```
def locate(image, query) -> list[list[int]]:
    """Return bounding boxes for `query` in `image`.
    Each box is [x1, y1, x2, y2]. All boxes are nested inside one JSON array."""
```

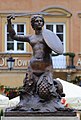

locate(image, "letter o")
[[17, 60, 22, 66]]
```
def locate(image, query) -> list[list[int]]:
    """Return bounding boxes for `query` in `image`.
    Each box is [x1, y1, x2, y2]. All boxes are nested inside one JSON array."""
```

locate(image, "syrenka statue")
[[7, 14, 66, 112]]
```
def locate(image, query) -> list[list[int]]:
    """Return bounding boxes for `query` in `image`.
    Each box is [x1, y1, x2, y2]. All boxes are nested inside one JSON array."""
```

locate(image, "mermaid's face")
[[31, 15, 44, 30], [34, 17, 44, 30]]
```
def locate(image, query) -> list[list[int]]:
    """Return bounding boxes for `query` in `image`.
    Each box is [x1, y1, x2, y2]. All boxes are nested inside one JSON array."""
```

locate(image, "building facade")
[[0, 0, 81, 87]]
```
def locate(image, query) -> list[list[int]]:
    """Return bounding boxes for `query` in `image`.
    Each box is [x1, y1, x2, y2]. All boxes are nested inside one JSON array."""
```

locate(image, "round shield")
[[42, 29, 64, 54]]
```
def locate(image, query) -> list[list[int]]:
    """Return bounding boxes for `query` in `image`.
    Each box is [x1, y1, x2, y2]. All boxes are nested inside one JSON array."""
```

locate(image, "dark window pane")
[[17, 25, 24, 32], [17, 43, 24, 50], [56, 34, 63, 42], [7, 34, 14, 41], [46, 25, 53, 32], [56, 25, 63, 32], [7, 43, 14, 50]]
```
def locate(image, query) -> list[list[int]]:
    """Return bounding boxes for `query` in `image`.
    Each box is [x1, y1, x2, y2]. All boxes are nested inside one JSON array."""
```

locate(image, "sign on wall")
[[0, 57, 30, 67]]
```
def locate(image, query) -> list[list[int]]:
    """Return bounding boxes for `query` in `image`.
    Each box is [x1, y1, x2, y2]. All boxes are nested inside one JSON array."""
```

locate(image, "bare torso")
[[29, 33, 52, 72]]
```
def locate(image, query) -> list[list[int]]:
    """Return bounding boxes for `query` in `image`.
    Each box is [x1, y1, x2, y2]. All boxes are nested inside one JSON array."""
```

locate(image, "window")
[[45, 23, 65, 49], [5, 23, 26, 53], [44, 23, 66, 68]]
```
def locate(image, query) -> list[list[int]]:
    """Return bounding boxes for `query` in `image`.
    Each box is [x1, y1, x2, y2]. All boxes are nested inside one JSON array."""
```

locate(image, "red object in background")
[[61, 98, 66, 104], [61, 98, 69, 107]]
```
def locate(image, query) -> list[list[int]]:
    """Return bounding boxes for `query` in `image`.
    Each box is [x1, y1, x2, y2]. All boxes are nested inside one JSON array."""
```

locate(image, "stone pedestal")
[[1, 111, 79, 120], [1, 116, 79, 120]]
